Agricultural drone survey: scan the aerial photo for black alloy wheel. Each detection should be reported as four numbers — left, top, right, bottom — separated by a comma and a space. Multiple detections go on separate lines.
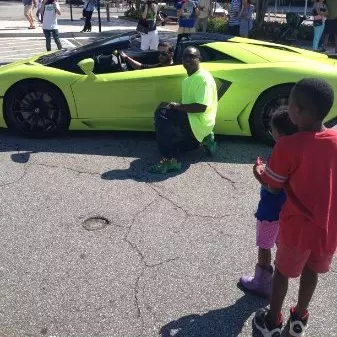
4, 80, 70, 138
249, 85, 293, 145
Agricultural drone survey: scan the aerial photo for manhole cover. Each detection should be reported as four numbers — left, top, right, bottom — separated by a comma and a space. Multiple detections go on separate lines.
82, 217, 110, 231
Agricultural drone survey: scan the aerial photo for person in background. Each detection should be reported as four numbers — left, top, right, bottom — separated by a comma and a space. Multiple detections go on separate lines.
312, 0, 328, 51
36, 0, 43, 23
149, 46, 217, 174
195, 0, 212, 33
120, 41, 174, 69
323, 0, 337, 53
239, 0, 254, 37
227, 0, 241, 36
177, 0, 199, 43
81, 0, 96, 32
41, 0, 62, 51
140, 0, 161, 51
23, 0, 37, 29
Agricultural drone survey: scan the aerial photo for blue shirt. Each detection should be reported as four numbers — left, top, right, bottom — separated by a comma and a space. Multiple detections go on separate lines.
255, 186, 286, 222
177, 0, 197, 28
228, 0, 241, 26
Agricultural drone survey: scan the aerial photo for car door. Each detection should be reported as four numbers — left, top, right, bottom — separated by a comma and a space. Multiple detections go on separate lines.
70, 64, 186, 131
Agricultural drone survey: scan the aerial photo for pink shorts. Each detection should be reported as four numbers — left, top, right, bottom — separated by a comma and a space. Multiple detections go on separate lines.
275, 244, 335, 278
256, 220, 279, 249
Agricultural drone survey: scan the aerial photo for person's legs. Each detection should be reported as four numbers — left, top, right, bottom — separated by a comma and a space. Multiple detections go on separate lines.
51, 29, 62, 50
334, 34, 337, 54
268, 268, 289, 324
43, 29, 52, 51
323, 19, 331, 49
228, 24, 240, 36
201, 18, 208, 33
313, 25, 322, 50
150, 104, 197, 173
140, 33, 150, 51
239, 21, 249, 37
82, 11, 91, 31
35, 7, 40, 21
28, 10, 35, 27
239, 220, 278, 298
318, 23, 325, 50
294, 264, 318, 316
324, 33, 330, 49
149, 30, 159, 51
194, 17, 201, 31
87, 11, 93, 31
24, 5, 35, 27
254, 243, 311, 335
154, 105, 194, 158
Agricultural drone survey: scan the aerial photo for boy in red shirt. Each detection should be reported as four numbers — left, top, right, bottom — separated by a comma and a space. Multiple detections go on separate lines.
253, 78, 337, 337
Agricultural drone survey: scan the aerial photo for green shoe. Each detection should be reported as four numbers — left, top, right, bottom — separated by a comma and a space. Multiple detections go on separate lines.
149, 158, 182, 174
202, 132, 217, 156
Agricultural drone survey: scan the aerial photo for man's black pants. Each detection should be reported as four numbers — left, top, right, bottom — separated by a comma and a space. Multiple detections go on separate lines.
154, 104, 199, 158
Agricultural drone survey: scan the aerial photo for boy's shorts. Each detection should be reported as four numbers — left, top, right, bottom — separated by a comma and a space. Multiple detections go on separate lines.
275, 243, 335, 278
256, 220, 279, 249
24, 4, 33, 16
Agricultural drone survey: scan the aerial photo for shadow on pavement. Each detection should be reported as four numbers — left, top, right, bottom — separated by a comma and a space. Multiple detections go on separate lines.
0, 129, 272, 182
159, 293, 268, 337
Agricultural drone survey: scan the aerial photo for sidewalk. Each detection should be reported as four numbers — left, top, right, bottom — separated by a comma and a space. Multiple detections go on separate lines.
0, 3, 178, 38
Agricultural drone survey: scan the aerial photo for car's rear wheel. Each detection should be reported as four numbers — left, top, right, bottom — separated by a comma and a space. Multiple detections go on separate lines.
249, 85, 294, 145
4, 80, 70, 138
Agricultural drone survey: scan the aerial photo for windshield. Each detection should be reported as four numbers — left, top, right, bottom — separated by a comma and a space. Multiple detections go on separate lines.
35, 49, 71, 65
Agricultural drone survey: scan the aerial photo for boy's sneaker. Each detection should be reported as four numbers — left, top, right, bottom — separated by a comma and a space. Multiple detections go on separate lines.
201, 132, 217, 156
149, 158, 182, 174
254, 308, 283, 337
288, 307, 309, 337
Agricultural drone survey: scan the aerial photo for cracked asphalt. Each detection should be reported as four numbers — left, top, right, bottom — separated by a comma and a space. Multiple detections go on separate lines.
0, 129, 336, 337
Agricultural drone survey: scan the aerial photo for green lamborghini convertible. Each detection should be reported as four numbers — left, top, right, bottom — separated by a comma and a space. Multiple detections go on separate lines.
1, 32, 337, 144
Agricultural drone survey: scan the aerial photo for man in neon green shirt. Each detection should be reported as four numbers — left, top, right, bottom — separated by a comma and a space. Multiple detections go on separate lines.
150, 46, 218, 174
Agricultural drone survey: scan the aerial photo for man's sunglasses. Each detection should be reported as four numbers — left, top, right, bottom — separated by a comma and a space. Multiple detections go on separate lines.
159, 51, 169, 56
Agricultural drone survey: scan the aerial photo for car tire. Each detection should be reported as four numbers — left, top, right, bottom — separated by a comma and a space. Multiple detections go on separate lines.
249, 85, 294, 145
4, 80, 70, 138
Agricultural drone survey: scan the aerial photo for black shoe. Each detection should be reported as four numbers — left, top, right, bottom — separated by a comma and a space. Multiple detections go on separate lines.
288, 307, 308, 337
254, 308, 283, 337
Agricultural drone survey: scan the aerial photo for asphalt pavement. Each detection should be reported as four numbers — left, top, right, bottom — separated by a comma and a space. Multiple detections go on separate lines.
0, 1, 337, 337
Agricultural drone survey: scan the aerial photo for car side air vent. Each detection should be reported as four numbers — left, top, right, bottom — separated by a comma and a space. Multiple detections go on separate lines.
24, 62, 35, 65
215, 79, 232, 101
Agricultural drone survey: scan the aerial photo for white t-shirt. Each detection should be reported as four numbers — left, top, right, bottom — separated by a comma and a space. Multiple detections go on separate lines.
43, 3, 60, 30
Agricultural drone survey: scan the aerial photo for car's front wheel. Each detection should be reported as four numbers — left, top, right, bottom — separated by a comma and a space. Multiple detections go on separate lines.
4, 80, 70, 138
249, 85, 294, 145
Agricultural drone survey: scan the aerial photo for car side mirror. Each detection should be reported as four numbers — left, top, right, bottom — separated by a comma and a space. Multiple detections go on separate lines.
78, 58, 96, 78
